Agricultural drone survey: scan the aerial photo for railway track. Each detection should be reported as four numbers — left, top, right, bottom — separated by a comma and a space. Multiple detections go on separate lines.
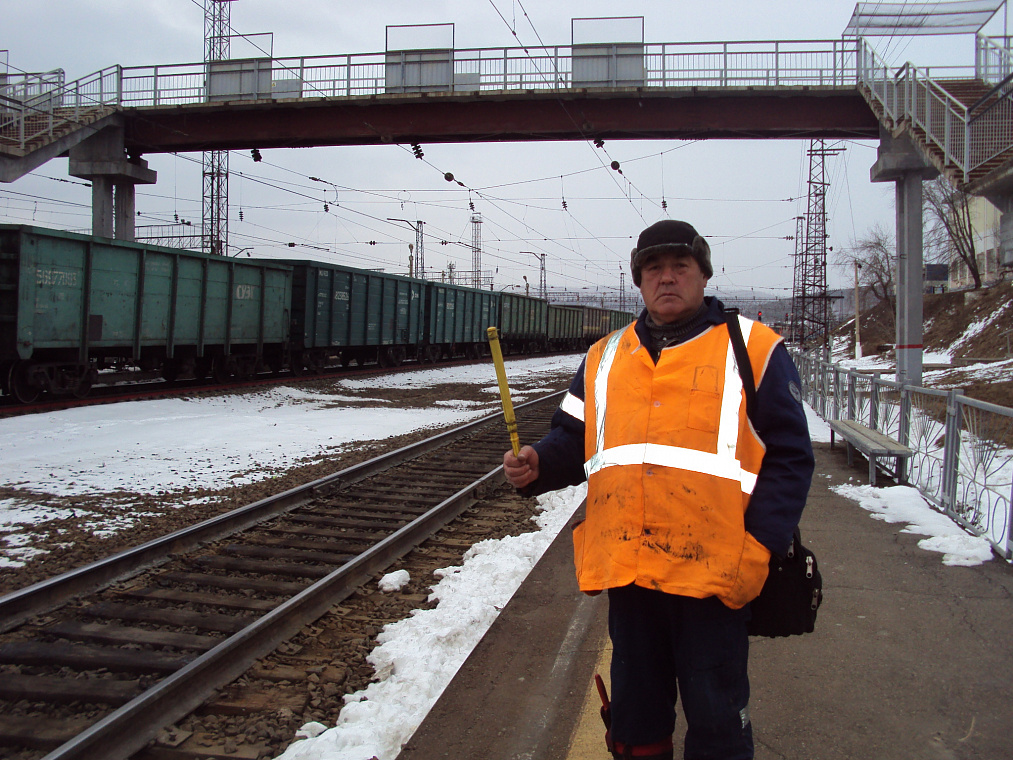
0, 392, 563, 760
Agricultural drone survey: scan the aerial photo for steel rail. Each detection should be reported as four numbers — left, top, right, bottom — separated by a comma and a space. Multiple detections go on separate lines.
0, 390, 563, 633
40, 464, 508, 760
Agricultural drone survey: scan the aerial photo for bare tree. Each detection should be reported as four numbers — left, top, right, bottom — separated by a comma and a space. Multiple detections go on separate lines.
923, 176, 981, 289
836, 224, 896, 325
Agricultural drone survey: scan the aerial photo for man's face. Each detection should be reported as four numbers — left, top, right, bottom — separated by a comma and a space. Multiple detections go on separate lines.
639, 251, 709, 324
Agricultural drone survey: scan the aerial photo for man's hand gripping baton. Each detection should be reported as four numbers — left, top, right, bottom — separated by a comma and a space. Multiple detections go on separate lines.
487, 326, 520, 456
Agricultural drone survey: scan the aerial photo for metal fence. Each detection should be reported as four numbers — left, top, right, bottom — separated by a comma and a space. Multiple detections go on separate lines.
794, 350, 1013, 560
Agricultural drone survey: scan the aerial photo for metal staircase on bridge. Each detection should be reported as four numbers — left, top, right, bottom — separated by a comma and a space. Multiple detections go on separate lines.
856, 35, 1013, 196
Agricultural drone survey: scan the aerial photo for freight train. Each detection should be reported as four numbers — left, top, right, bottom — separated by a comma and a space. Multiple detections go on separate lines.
0, 225, 634, 404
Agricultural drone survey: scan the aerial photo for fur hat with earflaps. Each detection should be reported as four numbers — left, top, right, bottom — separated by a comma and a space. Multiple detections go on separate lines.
630, 220, 712, 286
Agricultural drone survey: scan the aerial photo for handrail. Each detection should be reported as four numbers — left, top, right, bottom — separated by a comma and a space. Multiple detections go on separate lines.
2, 39, 859, 154
793, 349, 1013, 560
857, 35, 1013, 183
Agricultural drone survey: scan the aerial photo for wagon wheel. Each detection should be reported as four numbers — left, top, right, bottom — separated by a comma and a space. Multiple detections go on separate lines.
377, 347, 393, 369
389, 346, 406, 367
211, 356, 235, 384
71, 372, 93, 399
161, 359, 182, 383
8, 361, 41, 404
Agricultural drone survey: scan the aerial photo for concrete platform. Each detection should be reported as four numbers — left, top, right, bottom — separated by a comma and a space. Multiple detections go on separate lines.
397, 443, 1013, 760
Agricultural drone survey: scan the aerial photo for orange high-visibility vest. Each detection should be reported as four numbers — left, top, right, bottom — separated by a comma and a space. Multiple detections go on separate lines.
571, 316, 782, 609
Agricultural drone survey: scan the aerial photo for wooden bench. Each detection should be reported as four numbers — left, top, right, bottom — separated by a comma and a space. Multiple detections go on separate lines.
828, 419, 914, 486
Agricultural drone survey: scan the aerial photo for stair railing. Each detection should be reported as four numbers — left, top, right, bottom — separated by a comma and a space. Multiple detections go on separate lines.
0, 65, 120, 153
859, 36, 1013, 184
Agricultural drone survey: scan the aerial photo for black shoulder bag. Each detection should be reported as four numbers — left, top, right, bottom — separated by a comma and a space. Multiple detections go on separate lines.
724, 309, 823, 637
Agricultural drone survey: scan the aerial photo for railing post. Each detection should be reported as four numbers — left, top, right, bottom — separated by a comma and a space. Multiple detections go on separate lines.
722, 43, 728, 87
832, 365, 840, 419
941, 389, 964, 516
870, 377, 880, 431
847, 370, 856, 420
116, 65, 123, 106
774, 41, 779, 85
898, 383, 911, 482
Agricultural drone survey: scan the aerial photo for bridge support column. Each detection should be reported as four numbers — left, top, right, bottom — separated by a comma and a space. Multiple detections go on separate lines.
985, 194, 1013, 269
69, 123, 156, 242
870, 128, 938, 387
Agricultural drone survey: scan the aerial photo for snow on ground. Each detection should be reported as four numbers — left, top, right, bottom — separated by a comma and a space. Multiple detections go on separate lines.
277, 484, 586, 760
0, 355, 582, 566
832, 483, 994, 567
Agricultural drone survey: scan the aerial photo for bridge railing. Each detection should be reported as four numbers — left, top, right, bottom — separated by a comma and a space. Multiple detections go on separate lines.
793, 349, 1013, 559
1, 40, 862, 155
0, 66, 119, 153
857, 35, 1013, 182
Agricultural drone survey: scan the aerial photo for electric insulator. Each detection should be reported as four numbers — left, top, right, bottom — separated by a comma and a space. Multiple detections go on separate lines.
594, 138, 605, 148
174, 213, 179, 222
412, 143, 424, 159
239, 209, 244, 222
562, 199, 568, 210
469, 201, 475, 211
324, 203, 329, 213
251, 148, 262, 162
661, 199, 668, 210
369, 241, 377, 245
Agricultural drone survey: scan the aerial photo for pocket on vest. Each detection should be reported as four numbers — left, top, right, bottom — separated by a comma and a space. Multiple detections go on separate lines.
687, 388, 721, 433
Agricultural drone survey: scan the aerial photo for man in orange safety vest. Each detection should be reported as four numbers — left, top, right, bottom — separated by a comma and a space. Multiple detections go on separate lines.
504, 219, 814, 760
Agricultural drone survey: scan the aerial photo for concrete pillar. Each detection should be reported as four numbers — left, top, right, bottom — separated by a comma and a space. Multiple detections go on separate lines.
69, 121, 155, 241
870, 127, 938, 387
91, 176, 114, 239
895, 174, 925, 386
986, 194, 1013, 269
114, 183, 137, 242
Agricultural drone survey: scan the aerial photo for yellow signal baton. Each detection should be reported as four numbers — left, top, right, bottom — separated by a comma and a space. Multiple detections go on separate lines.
487, 326, 521, 456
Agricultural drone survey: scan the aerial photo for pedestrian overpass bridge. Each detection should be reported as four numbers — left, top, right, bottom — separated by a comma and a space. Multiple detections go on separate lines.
1, 32, 1012, 385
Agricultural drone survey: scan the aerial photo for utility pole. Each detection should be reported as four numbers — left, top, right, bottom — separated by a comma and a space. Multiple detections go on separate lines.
471, 213, 483, 288
790, 140, 844, 352
388, 219, 425, 279
202, 0, 235, 256
521, 252, 547, 299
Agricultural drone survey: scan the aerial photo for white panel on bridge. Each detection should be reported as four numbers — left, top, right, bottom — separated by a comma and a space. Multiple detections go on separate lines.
385, 23, 455, 94
207, 58, 274, 102
571, 16, 645, 89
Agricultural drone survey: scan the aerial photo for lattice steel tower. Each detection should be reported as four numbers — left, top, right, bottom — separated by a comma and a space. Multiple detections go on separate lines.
471, 213, 482, 288
203, 0, 234, 256
790, 140, 844, 349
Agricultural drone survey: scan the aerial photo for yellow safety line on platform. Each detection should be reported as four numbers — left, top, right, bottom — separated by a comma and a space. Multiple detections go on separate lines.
487, 326, 520, 456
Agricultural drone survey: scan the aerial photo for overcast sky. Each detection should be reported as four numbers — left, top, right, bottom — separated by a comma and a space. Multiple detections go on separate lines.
2, 1, 1008, 302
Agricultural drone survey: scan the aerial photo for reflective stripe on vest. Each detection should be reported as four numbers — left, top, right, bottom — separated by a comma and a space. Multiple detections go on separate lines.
584, 316, 759, 495
559, 391, 585, 422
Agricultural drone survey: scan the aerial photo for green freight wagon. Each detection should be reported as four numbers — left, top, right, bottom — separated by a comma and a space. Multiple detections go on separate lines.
581, 305, 611, 345
546, 304, 583, 351
423, 282, 499, 361
607, 308, 636, 333
278, 260, 424, 369
497, 292, 547, 353
0, 225, 292, 402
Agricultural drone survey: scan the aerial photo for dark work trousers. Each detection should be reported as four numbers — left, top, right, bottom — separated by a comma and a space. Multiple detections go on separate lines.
607, 585, 753, 760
